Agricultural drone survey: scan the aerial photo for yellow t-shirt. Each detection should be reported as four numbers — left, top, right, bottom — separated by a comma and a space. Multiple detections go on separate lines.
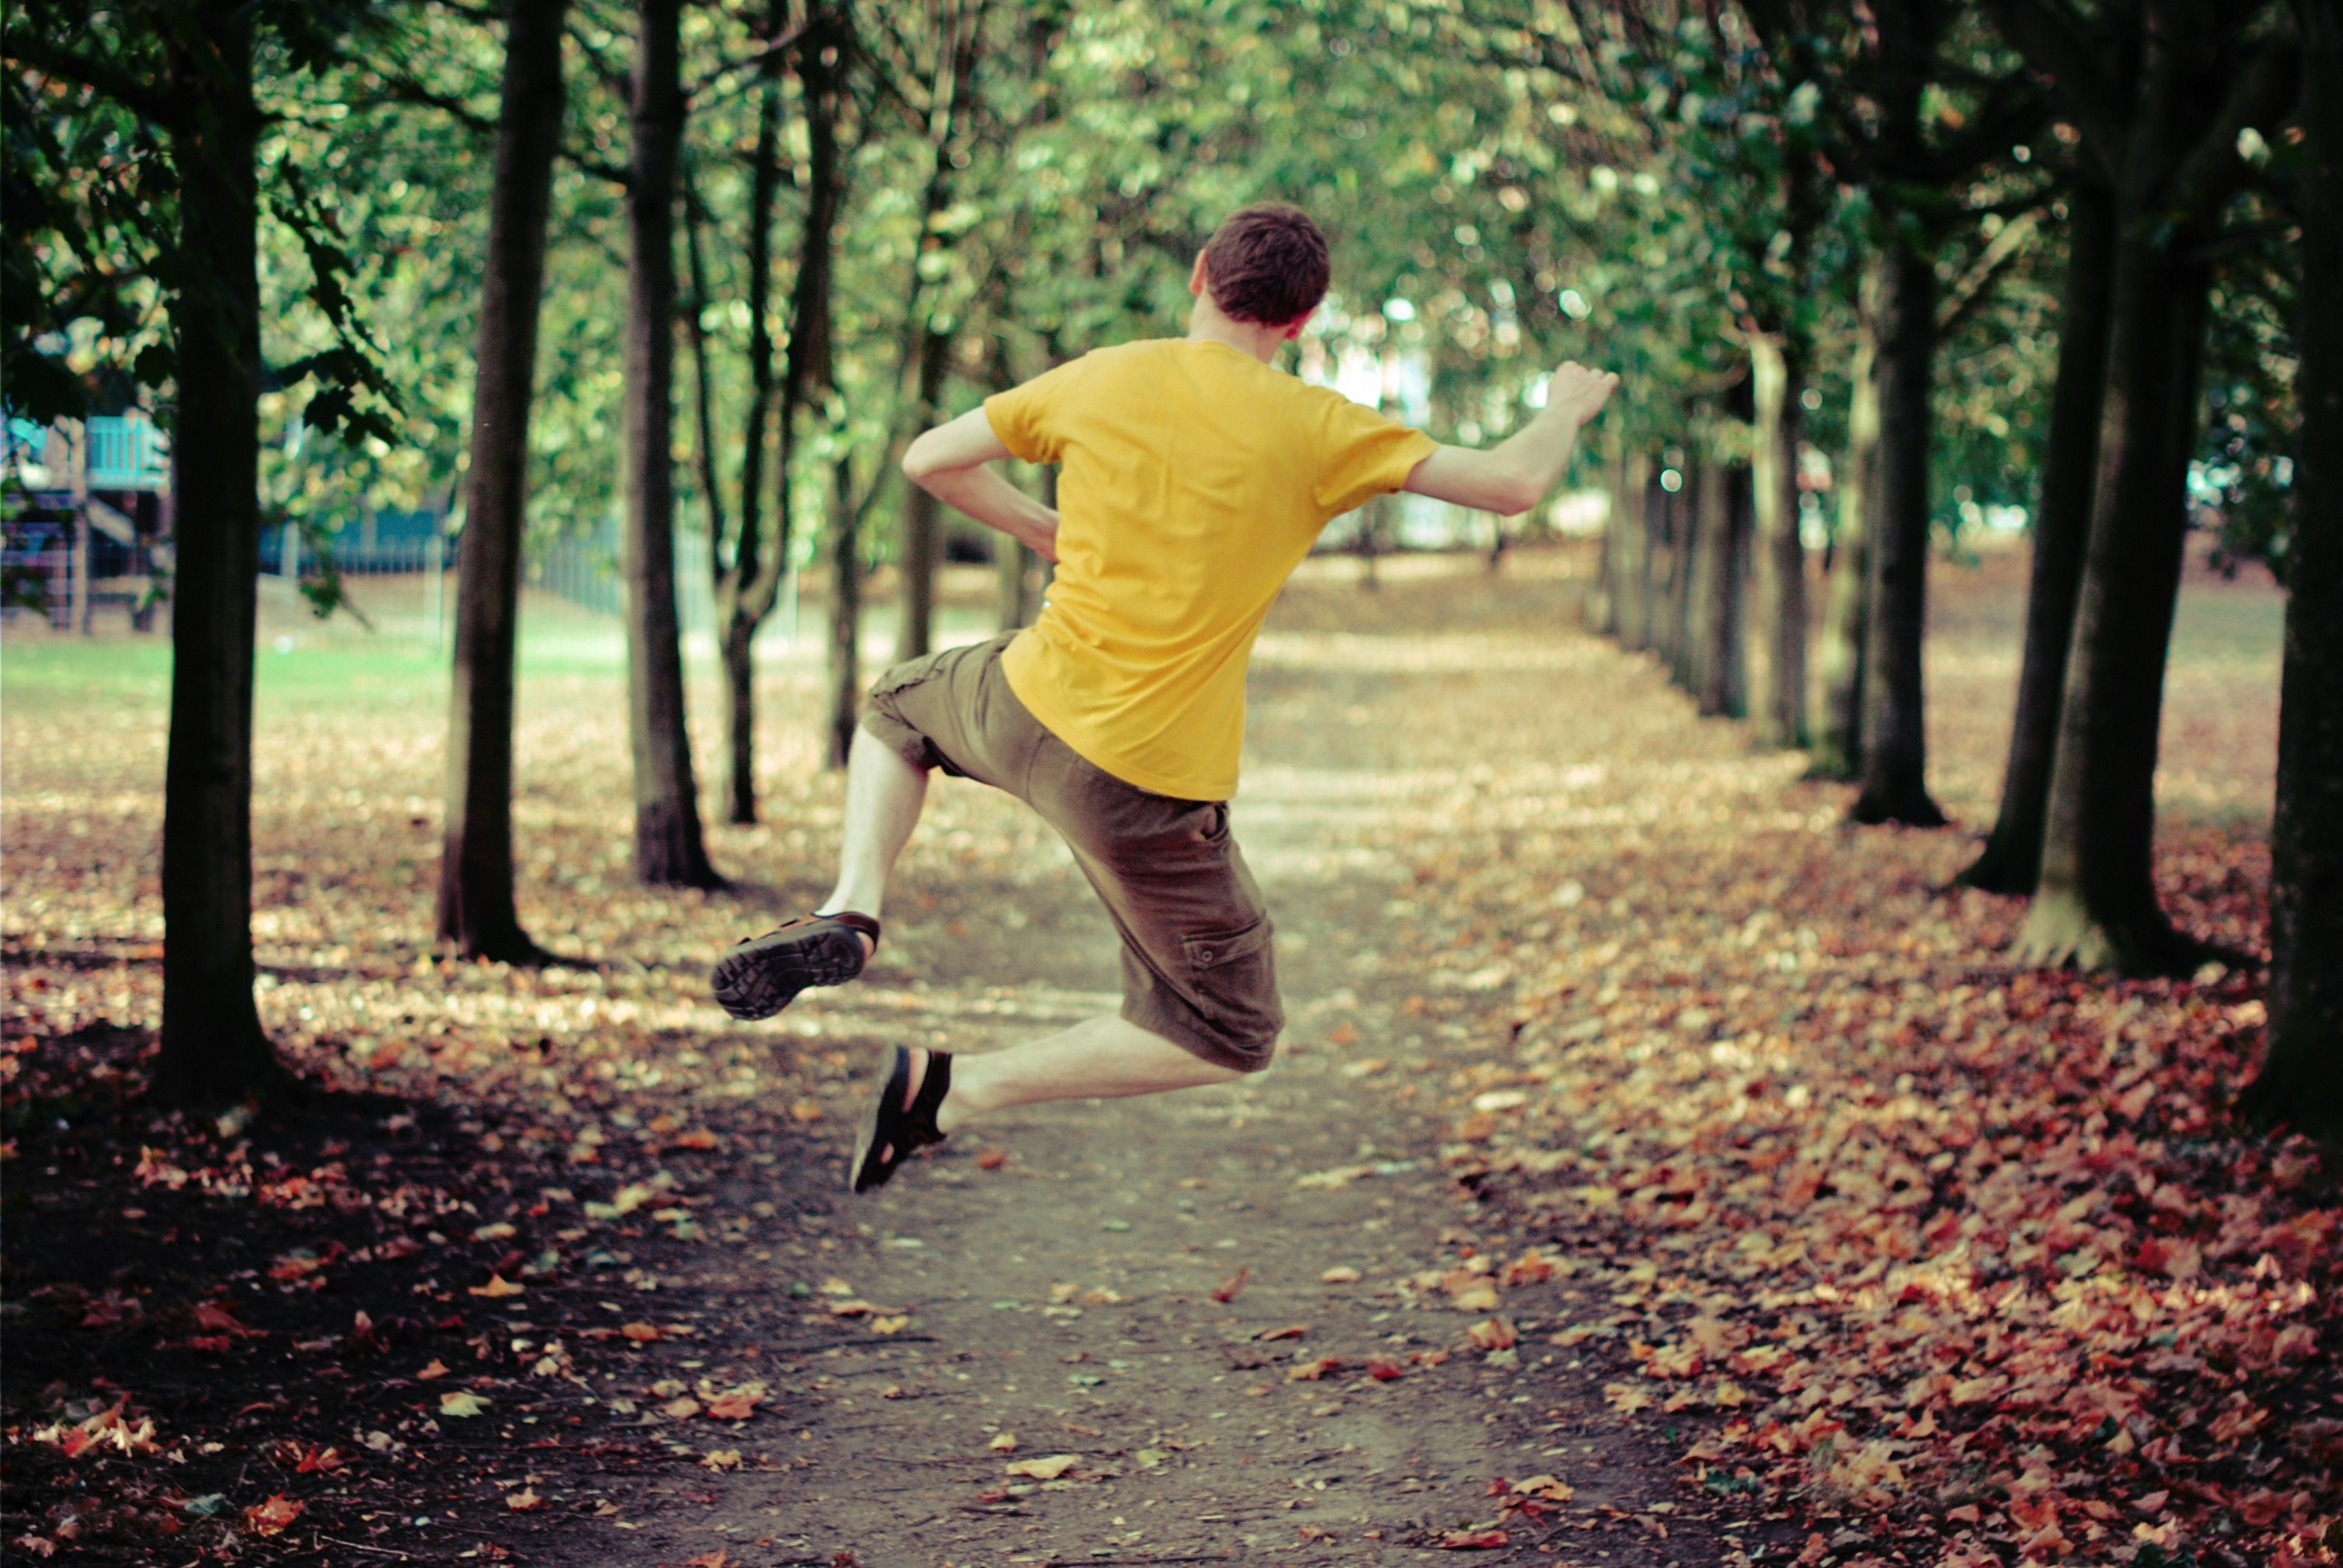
984, 338, 1436, 802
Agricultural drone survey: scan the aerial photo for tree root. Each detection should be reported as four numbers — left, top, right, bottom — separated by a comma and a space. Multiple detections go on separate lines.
2012, 887, 2230, 976
1848, 783, 1949, 829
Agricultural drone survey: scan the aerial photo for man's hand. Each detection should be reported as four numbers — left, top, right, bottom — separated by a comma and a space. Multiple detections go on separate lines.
1544, 362, 1619, 427
1402, 360, 1622, 517
903, 408, 1062, 560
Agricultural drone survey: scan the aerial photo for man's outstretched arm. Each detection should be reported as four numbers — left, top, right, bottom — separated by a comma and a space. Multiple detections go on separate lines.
1402, 362, 1619, 517
902, 408, 1061, 563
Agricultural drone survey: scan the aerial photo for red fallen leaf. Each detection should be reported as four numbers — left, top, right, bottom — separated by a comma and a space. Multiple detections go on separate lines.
621, 1322, 663, 1342
1212, 1266, 1251, 1303
976, 1149, 1010, 1170
705, 1393, 761, 1421
682, 1551, 730, 1567
292, 1444, 344, 1473
1366, 1358, 1406, 1381
243, 1495, 302, 1536
1256, 1323, 1308, 1341
1437, 1527, 1510, 1549
192, 1301, 262, 1338
668, 1129, 719, 1149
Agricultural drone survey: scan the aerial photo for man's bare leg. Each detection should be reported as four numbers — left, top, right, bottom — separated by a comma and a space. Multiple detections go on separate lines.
818, 727, 929, 948
895, 1016, 1245, 1134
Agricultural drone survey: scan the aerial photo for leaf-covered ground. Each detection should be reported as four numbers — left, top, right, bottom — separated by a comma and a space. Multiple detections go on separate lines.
2, 545, 2332, 1567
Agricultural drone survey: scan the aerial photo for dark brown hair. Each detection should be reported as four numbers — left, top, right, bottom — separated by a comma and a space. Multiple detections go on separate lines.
1200, 202, 1330, 326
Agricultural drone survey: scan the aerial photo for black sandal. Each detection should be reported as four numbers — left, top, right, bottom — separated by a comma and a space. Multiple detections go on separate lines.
711, 912, 881, 1020
850, 1045, 952, 1194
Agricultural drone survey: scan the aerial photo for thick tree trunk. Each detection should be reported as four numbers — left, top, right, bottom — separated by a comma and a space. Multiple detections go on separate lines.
621, 0, 719, 888
1748, 334, 1809, 747
1960, 185, 2114, 891
436, 0, 567, 963
1812, 327, 1877, 780
2014, 236, 2214, 969
157, 0, 278, 1104
1612, 452, 1653, 651
1850, 238, 1948, 825
896, 323, 952, 660
827, 458, 861, 769
2242, 0, 2343, 1134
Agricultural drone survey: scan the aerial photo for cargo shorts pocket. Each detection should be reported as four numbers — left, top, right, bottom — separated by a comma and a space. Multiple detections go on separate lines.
1181, 916, 1283, 1046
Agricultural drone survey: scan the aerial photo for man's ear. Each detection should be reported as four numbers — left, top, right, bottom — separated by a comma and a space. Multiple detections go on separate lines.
1188, 252, 1209, 298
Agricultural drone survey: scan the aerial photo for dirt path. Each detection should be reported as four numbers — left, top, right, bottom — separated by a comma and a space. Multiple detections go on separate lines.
591, 561, 1737, 1567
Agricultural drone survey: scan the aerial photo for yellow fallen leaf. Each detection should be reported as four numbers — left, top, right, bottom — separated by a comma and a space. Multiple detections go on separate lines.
1004, 1453, 1081, 1480
700, 1448, 743, 1470
988, 1431, 1018, 1452
438, 1390, 491, 1419
1467, 1316, 1518, 1351
870, 1315, 909, 1334
621, 1322, 662, 1342
662, 1397, 703, 1420
468, 1273, 525, 1299
417, 1358, 450, 1379
1320, 1265, 1362, 1284
505, 1488, 546, 1512
1602, 1383, 1651, 1415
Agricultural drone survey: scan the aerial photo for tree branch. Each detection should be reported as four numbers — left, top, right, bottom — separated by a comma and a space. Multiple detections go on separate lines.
1, 28, 176, 124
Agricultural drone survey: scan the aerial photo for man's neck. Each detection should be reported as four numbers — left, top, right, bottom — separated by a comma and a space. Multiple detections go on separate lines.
1184, 303, 1293, 365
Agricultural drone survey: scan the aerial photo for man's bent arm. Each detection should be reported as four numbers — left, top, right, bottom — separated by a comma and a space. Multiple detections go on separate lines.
902, 408, 1061, 562
1403, 361, 1619, 517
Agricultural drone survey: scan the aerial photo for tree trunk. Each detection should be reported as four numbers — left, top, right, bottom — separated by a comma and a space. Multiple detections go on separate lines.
1748, 334, 1810, 747
715, 8, 847, 824
896, 323, 952, 660
1701, 462, 1752, 718
1583, 439, 1621, 633
436, 0, 567, 963
1812, 324, 1877, 780
1683, 456, 1738, 714
2241, 0, 2343, 1135
1959, 184, 2115, 891
1959, 185, 2127, 886
1850, 237, 1948, 826
714, 41, 783, 826
1613, 452, 1653, 651
156, 0, 278, 1104
2014, 227, 2214, 969
1668, 464, 1701, 689
827, 457, 861, 768
621, 0, 719, 888
996, 533, 1037, 627
1647, 464, 1682, 672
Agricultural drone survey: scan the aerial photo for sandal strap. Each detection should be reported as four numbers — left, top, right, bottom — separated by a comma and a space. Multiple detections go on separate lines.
821, 910, 882, 954
904, 1052, 952, 1145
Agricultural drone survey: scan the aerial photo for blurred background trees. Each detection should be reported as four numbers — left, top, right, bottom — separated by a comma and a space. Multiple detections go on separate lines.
3, 0, 2330, 1127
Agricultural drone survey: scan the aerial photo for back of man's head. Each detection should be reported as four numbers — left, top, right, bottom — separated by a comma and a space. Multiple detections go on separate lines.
1201, 203, 1330, 328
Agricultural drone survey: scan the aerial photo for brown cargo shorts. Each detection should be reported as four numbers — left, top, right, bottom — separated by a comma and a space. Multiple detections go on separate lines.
860, 633, 1282, 1073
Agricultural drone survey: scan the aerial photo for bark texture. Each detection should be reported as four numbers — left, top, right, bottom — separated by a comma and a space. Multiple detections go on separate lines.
2241, 0, 2343, 1135
1748, 334, 1809, 748
436, 0, 568, 962
1850, 236, 1948, 826
894, 324, 951, 660
1960, 184, 2113, 892
620, 0, 719, 888
1813, 327, 1876, 780
157, 0, 278, 1104
716, 7, 847, 824
2009, 0, 2294, 969
1686, 455, 1747, 718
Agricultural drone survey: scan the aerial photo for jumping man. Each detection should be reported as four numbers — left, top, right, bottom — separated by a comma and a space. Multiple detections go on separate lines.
711, 203, 1618, 1193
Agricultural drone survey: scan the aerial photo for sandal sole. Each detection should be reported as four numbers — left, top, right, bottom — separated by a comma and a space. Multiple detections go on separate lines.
711, 926, 866, 1020
849, 1045, 906, 1193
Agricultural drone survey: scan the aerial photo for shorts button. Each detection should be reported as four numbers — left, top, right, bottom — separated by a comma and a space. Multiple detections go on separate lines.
1197, 947, 1215, 963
